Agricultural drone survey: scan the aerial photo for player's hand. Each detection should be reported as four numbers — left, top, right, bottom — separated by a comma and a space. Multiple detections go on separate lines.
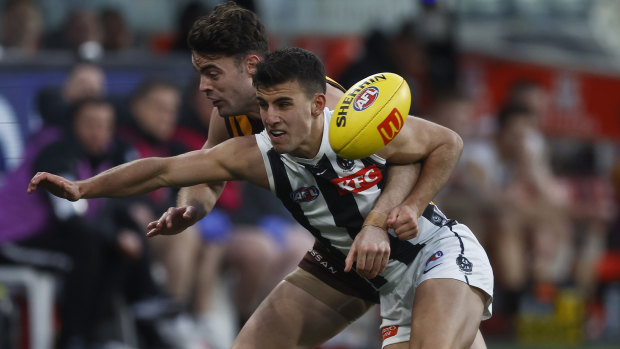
387, 204, 419, 240
146, 206, 201, 237
344, 225, 390, 279
27, 172, 81, 201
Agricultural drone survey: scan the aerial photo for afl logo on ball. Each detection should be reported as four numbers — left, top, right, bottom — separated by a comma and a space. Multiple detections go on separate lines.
353, 86, 379, 111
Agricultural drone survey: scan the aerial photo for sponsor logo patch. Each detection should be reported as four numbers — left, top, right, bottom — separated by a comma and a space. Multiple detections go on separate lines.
426, 250, 444, 264
456, 255, 473, 274
336, 156, 355, 171
377, 108, 405, 145
330, 164, 382, 195
309, 249, 338, 274
353, 86, 379, 111
423, 250, 444, 274
381, 325, 399, 341
290, 186, 319, 203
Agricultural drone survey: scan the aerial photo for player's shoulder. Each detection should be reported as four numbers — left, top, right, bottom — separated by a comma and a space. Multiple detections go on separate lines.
326, 76, 346, 93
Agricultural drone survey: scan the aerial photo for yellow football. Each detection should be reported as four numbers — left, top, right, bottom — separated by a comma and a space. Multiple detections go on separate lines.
329, 72, 411, 159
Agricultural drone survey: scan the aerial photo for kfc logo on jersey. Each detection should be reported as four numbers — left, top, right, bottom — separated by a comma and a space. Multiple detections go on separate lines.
330, 164, 382, 195
377, 107, 405, 145
353, 86, 379, 111
382, 325, 399, 340
290, 186, 320, 203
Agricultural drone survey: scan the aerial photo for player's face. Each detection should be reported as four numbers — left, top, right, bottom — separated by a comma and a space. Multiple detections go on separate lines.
192, 52, 259, 118
256, 80, 324, 159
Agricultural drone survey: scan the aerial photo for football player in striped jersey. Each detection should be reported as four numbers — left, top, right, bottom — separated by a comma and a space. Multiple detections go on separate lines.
28, 47, 491, 349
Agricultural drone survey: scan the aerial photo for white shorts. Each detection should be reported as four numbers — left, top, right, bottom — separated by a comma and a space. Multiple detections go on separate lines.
379, 223, 494, 347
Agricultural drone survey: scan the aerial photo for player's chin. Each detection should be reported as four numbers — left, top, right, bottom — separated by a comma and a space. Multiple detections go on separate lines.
271, 143, 292, 154
215, 104, 233, 117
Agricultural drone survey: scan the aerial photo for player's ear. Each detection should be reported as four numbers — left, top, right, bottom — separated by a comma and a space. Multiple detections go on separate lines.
311, 93, 326, 118
245, 55, 260, 75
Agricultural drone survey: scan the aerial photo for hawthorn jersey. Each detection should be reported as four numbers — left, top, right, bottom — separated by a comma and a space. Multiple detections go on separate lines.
223, 77, 347, 138
255, 108, 460, 294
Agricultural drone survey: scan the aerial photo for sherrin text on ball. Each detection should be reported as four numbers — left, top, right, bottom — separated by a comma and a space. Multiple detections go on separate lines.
329, 72, 411, 159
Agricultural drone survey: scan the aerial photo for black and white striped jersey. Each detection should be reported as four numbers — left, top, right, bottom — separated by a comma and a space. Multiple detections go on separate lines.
255, 108, 452, 292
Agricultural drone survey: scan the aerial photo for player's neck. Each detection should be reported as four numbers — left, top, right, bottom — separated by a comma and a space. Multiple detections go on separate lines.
290, 112, 325, 159
246, 108, 261, 120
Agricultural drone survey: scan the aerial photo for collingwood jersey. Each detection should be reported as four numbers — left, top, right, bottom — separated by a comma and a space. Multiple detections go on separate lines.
255, 108, 453, 292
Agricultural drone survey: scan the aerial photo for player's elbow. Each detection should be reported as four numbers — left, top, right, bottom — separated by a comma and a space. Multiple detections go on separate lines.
445, 128, 464, 157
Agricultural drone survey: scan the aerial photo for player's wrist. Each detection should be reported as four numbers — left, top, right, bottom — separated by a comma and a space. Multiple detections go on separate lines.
75, 180, 88, 200
362, 210, 388, 231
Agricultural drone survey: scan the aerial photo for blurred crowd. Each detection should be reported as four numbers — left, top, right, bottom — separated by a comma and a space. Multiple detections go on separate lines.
0, 0, 619, 348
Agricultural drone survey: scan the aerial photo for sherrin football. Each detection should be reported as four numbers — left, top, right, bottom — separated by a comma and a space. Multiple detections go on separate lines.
329, 72, 411, 159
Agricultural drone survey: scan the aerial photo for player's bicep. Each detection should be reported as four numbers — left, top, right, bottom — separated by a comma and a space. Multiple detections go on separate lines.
164, 137, 266, 189
377, 116, 427, 164
218, 137, 269, 189
379, 116, 462, 164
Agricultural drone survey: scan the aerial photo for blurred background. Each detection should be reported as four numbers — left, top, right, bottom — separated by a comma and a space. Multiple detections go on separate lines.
0, 0, 619, 348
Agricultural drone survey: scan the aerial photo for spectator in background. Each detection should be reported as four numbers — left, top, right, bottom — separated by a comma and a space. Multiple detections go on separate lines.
45, 8, 104, 60
474, 105, 573, 316
0, 62, 107, 247
426, 89, 495, 247
338, 21, 429, 114
116, 80, 189, 300
100, 7, 135, 53
418, 0, 459, 95
1, 98, 174, 348
174, 76, 214, 148
38, 61, 107, 127
505, 80, 550, 124
170, 1, 210, 52
0, 0, 42, 57
503, 80, 551, 172
504, 80, 610, 302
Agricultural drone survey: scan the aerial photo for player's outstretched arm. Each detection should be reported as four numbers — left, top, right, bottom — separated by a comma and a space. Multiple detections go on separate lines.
28, 137, 266, 204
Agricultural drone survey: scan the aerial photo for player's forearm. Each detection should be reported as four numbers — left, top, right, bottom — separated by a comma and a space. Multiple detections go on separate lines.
77, 157, 170, 199
176, 182, 225, 219
372, 163, 420, 215
403, 131, 463, 212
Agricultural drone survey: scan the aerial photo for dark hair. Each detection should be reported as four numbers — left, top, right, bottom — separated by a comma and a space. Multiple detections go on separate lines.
253, 47, 326, 98
187, 1, 268, 60
130, 80, 179, 105
69, 97, 113, 122
506, 79, 542, 103
496, 103, 535, 131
